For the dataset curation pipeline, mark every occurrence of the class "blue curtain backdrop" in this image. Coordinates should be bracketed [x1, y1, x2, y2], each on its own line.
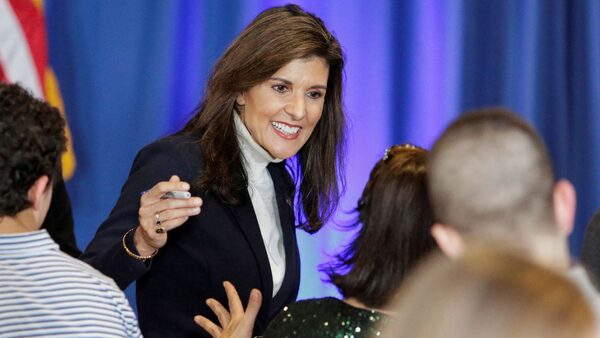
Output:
[45, 0, 600, 303]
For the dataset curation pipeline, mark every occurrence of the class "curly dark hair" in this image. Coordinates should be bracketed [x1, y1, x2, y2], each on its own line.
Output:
[0, 82, 66, 217]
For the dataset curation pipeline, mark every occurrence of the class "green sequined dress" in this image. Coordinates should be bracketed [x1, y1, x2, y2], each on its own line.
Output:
[263, 297, 392, 338]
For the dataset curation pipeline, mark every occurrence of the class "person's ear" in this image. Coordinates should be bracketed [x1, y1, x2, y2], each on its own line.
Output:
[27, 175, 50, 210]
[431, 222, 464, 259]
[235, 92, 246, 106]
[553, 179, 576, 236]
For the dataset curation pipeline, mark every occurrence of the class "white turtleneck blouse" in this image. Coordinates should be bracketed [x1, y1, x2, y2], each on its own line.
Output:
[234, 113, 286, 297]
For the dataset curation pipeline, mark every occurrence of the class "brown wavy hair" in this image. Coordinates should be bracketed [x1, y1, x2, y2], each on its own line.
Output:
[322, 145, 436, 308]
[181, 4, 346, 233]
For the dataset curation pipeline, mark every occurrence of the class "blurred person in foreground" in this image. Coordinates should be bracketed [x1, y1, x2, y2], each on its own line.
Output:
[417, 108, 600, 314]
[195, 144, 437, 337]
[381, 248, 597, 338]
[0, 82, 141, 337]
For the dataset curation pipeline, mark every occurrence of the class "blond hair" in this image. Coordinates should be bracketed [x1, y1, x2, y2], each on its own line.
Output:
[382, 248, 597, 338]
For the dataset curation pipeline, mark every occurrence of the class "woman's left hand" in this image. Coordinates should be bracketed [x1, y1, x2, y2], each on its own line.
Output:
[194, 281, 262, 338]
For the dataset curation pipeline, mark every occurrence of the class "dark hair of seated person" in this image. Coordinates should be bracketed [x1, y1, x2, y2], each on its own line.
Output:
[320, 144, 437, 308]
[0, 82, 66, 217]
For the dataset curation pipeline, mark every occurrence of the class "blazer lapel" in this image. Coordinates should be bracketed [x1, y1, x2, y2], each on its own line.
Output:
[267, 162, 300, 317]
[227, 163, 300, 322]
[227, 192, 273, 323]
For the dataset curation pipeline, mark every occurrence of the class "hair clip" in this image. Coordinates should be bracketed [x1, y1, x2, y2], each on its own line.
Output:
[382, 143, 421, 161]
[383, 147, 393, 161]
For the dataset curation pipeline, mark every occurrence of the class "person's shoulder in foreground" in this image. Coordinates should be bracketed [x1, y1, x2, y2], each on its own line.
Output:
[0, 230, 141, 337]
[0, 82, 141, 337]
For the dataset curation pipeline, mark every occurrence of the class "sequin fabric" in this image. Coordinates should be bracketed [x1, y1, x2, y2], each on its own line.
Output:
[263, 297, 392, 338]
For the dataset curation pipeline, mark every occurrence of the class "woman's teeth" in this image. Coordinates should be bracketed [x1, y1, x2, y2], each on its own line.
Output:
[272, 122, 300, 135]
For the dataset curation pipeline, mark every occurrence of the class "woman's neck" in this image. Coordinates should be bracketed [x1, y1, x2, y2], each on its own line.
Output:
[343, 297, 396, 316]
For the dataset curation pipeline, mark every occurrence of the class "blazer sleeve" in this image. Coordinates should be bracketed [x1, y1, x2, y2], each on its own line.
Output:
[81, 137, 196, 290]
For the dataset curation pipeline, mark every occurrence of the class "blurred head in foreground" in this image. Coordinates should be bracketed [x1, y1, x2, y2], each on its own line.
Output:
[381, 248, 597, 338]
[428, 107, 575, 269]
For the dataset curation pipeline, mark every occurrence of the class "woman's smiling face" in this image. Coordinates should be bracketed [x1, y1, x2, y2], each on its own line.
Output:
[236, 57, 329, 159]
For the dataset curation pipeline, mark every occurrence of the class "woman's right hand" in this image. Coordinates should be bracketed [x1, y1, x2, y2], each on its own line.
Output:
[194, 281, 262, 338]
[134, 175, 203, 256]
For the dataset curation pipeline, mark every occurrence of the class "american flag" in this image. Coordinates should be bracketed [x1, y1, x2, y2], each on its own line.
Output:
[0, 0, 76, 179]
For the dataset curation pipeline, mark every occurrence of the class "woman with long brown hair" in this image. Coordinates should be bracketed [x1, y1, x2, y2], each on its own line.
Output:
[81, 5, 346, 337]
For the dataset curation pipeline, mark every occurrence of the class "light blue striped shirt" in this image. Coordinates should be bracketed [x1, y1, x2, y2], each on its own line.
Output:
[0, 230, 142, 337]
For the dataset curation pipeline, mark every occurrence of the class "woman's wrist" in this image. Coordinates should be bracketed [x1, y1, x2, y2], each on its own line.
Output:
[122, 227, 158, 260]
[134, 226, 158, 257]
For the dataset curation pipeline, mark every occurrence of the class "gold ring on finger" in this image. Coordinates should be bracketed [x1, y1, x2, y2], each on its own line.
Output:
[154, 212, 161, 226]
[155, 226, 166, 234]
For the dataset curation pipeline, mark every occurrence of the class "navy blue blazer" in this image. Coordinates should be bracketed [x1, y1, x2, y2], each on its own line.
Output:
[81, 133, 301, 337]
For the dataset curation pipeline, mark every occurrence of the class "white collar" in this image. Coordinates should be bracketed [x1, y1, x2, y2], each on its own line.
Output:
[234, 112, 283, 176]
